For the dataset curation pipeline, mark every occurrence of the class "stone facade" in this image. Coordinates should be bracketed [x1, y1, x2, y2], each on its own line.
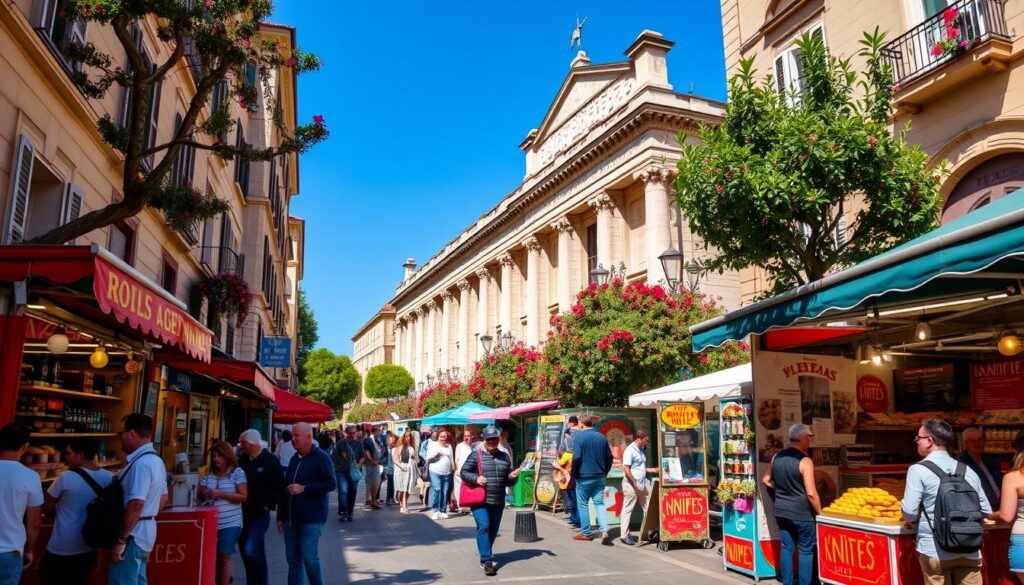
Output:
[351, 304, 396, 402]
[366, 30, 743, 388]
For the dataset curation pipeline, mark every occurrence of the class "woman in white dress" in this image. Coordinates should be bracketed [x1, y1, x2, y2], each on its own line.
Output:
[392, 430, 419, 513]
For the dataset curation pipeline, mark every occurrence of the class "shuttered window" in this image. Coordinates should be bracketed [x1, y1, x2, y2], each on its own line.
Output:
[5, 136, 36, 244]
[773, 25, 825, 105]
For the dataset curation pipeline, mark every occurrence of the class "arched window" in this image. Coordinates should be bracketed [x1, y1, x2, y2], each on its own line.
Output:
[942, 153, 1024, 222]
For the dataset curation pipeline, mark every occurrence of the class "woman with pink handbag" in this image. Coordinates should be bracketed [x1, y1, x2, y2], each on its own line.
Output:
[459, 425, 521, 577]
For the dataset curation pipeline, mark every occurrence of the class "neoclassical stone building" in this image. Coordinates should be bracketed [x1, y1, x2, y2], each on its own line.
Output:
[364, 31, 742, 387]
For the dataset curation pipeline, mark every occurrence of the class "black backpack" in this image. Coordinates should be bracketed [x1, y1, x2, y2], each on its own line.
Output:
[81, 452, 161, 549]
[918, 461, 985, 554]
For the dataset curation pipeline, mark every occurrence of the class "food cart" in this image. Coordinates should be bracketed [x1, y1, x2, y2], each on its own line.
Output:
[689, 190, 1024, 583]
[651, 401, 714, 550]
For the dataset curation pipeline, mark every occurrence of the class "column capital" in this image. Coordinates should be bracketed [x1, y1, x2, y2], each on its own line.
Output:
[457, 279, 472, 291]
[635, 166, 677, 186]
[426, 299, 439, 311]
[475, 267, 492, 281]
[588, 193, 614, 211]
[521, 235, 542, 252]
[550, 217, 573, 233]
[396, 318, 406, 328]
[442, 290, 456, 302]
[498, 253, 515, 267]
[411, 307, 423, 318]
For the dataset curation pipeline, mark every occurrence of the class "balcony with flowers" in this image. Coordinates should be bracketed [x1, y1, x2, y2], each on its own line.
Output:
[881, 0, 1013, 115]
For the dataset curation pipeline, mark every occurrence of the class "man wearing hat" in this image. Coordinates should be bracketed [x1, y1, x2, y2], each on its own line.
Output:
[761, 423, 822, 585]
[459, 425, 520, 576]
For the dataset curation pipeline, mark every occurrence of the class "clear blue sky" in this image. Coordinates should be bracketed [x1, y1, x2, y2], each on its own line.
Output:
[270, 0, 728, 356]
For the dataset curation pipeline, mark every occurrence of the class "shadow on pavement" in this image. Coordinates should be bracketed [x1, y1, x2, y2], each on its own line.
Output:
[497, 547, 557, 567]
[339, 511, 479, 554]
[348, 568, 443, 585]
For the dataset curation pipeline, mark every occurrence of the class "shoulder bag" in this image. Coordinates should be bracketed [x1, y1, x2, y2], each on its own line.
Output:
[459, 450, 487, 508]
[345, 442, 363, 483]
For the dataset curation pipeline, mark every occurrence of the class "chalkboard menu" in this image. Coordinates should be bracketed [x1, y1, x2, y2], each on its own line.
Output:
[894, 365, 957, 412]
[533, 415, 565, 511]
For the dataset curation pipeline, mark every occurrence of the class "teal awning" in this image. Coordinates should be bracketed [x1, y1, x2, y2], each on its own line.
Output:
[421, 401, 494, 426]
[691, 189, 1024, 351]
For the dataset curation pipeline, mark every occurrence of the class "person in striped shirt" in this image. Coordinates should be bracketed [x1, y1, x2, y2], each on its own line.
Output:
[199, 441, 248, 585]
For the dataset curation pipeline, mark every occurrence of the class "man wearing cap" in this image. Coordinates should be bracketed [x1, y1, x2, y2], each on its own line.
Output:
[459, 426, 520, 577]
[761, 423, 822, 585]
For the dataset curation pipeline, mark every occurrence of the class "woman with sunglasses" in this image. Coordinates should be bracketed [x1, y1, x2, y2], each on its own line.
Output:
[460, 425, 520, 576]
[198, 441, 248, 585]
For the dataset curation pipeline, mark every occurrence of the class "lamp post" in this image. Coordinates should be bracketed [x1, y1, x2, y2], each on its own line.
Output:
[426, 374, 434, 387]
[685, 259, 703, 292]
[589, 264, 610, 286]
[417, 381, 424, 393]
[451, 365, 460, 380]
[480, 333, 493, 356]
[500, 331, 515, 351]
[659, 247, 684, 293]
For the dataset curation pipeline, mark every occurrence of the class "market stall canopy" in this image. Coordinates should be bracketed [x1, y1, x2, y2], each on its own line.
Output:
[628, 363, 751, 407]
[272, 388, 332, 423]
[422, 401, 494, 426]
[158, 354, 278, 401]
[691, 189, 1024, 351]
[468, 399, 560, 421]
[0, 245, 213, 362]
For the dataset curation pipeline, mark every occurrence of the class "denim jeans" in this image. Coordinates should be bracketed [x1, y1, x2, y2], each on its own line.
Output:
[777, 517, 816, 585]
[562, 486, 579, 526]
[336, 471, 357, 516]
[0, 552, 22, 585]
[283, 523, 324, 585]
[240, 511, 271, 585]
[575, 477, 608, 537]
[471, 504, 505, 563]
[385, 472, 394, 501]
[430, 471, 451, 513]
[107, 539, 149, 585]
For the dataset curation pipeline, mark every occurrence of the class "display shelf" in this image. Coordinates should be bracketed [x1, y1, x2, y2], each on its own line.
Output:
[19, 384, 121, 402]
[37, 459, 124, 484]
[15, 412, 63, 419]
[30, 432, 116, 438]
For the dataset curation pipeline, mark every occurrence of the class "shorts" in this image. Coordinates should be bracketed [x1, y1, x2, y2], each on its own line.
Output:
[217, 526, 242, 555]
[1011, 534, 1024, 573]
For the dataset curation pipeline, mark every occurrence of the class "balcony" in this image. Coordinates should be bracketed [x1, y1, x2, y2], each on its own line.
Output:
[199, 246, 243, 276]
[882, 0, 1013, 115]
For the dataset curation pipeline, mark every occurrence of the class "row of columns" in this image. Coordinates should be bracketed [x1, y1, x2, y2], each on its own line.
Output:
[394, 167, 676, 386]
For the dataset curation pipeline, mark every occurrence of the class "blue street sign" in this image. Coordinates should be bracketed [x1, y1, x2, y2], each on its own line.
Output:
[260, 337, 292, 368]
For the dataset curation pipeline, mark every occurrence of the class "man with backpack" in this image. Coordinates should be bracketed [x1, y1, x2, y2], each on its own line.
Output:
[108, 414, 167, 585]
[902, 418, 991, 585]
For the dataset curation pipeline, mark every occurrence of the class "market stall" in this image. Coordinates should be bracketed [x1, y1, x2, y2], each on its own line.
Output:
[650, 401, 714, 550]
[689, 190, 1024, 583]
[271, 386, 332, 424]
[421, 401, 494, 427]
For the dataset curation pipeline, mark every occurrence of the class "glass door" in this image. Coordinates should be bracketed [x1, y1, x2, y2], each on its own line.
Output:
[187, 395, 212, 470]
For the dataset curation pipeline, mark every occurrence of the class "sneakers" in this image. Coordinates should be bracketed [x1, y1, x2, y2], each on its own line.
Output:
[441, 512, 450, 519]
[621, 535, 637, 546]
[431, 512, 440, 520]
[482, 561, 497, 576]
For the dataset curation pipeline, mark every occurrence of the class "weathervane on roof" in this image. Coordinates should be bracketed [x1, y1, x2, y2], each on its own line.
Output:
[570, 14, 587, 51]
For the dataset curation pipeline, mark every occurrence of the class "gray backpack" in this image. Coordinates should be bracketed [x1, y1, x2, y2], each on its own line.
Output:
[918, 461, 985, 554]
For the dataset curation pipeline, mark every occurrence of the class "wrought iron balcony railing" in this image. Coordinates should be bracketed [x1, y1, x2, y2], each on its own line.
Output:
[881, 0, 1009, 88]
[199, 246, 242, 275]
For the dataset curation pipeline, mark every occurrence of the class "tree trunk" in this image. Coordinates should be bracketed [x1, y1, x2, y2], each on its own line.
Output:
[27, 197, 145, 245]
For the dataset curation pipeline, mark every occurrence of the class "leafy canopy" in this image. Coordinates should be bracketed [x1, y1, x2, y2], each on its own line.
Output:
[674, 29, 941, 296]
[299, 348, 360, 413]
[364, 364, 414, 401]
[32, 0, 327, 244]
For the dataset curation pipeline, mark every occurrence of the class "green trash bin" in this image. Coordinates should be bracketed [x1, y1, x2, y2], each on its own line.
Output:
[513, 469, 535, 507]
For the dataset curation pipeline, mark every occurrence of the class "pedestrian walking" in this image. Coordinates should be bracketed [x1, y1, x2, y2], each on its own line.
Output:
[426, 430, 455, 520]
[418, 431, 436, 506]
[277, 422, 336, 585]
[392, 430, 419, 513]
[556, 416, 579, 530]
[199, 441, 248, 585]
[41, 438, 113, 585]
[460, 425, 520, 576]
[454, 429, 475, 509]
[334, 426, 364, 521]
[619, 429, 651, 545]
[571, 415, 613, 545]
[275, 430, 297, 470]
[109, 413, 167, 585]
[902, 418, 990, 585]
[988, 430, 1024, 581]
[362, 427, 383, 510]
[383, 433, 397, 505]
[238, 430, 282, 585]
[0, 423, 42, 585]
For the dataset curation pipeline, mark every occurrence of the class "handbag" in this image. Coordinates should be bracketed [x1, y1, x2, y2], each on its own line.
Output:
[345, 442, 363, 483]
[458, 451, 486, 508]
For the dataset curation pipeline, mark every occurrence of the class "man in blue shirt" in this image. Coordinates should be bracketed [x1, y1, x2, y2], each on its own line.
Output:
[570, 415, 613, 545]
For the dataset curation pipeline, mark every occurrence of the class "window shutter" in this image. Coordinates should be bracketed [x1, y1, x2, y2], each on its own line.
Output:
[148, 74, 162, 150]
[60, 183, 84, 244]
[834, 200, 847, 248]
[119, 25, 142, 128]
[6, 135, 36, 244]
[774, 54, 787, 94]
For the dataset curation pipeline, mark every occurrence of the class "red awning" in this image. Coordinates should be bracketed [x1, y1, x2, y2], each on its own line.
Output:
[0, 245, 213, 362]
[158, 355, 279, 402]
[468, 400, 560, 421]
[273, 388, 332, 423]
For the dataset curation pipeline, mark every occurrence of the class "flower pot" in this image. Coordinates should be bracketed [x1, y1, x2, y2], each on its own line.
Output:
[733, 496, 753, 513]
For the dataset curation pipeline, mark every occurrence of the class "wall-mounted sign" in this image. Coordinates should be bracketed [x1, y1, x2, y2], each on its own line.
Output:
[661, 404, 701, 429]
[260, 337, 292, 368]
[856, 375, 889, 413]
[971, 357, 1024, 410]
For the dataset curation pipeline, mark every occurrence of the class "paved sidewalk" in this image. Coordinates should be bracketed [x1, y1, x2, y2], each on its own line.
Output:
[234, 483, 749, 584]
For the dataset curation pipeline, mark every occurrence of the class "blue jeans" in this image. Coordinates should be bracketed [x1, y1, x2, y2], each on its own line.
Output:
[777, 517, 816, 585]
[471, 504, 505, 563]
[240, 511, 271, 585]
[107, 539, 148, 585]
[562, 486, 579, 526]
[0, 552, 22, 585]
[283, 523, 324, 585]
[576, 477, 608, 537]
[336, 471, 357, 516]
[430, 471, 451, 513]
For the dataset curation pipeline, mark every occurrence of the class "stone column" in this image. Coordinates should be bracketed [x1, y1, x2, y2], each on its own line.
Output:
[476, 267, 491, 346]
[457, 279, 471, 376]
[589, 193, 615, 271]
[403, 316, 414, 373]
[440, 291, 454, 371]
[393, 321, 403, 370]
[638, 167, 677, 285]
[412, 307, 424, 384]
[498, 254, 514, 337]
[522, 236, 543, 346]
[551, 218, 574, 312]
[425, 300, 437, 379]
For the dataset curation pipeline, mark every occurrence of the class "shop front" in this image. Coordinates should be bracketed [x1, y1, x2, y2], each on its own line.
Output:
[689, 190, 1024, 583]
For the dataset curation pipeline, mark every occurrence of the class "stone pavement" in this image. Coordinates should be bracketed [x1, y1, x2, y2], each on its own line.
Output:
[234, 483, 751, 584]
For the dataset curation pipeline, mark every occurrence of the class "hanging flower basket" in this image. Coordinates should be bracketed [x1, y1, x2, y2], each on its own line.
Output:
[150, 185, 230, 237]
[197, 272, 252, 327]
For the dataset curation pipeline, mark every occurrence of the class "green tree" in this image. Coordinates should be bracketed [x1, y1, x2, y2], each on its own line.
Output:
[299, 348, 360, 413]
[296, 290, 319, 383]
[364, 364, 414, 401]
[674, 30, 942, 296]
[29, 0, 327, 244]
[467, 343, 557, 407]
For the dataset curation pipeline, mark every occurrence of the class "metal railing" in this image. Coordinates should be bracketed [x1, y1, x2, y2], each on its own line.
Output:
[198, 246, 242, 275]
[881, 0, 1009, 88]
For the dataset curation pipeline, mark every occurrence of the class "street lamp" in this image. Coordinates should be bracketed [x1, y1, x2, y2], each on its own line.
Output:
[500, 331, 515, 351]
[417, 381, 424, 393]
[590, 264, 610, 285]
[480, 333, 493, 355]
[426, 374, 434, 387]
[659, 247, 684, 292]
[451, 365, 461, 380]
[685, 259, 703, 292]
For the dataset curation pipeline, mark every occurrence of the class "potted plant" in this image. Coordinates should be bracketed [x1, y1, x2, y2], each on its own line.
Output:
[196, 272, 252, 327]
[715, 480, 738, 507]
[733, 480, 757, 513]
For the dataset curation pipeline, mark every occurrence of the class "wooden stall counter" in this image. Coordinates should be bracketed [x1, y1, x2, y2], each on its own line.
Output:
[21, 506, 217, 585]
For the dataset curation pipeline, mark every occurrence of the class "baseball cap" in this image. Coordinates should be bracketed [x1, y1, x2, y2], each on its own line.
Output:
[482, 425, 501, 439]
[788, 423, 814, 441]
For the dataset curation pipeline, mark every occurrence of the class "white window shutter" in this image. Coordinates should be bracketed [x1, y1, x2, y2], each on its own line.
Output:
[60, 183, 84, 245]
[6, 135, 36, 244]
[834, 200, 847, 248]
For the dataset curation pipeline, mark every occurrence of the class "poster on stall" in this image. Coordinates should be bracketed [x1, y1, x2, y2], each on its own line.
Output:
[533, 415, 565, 511]
[971, 357, 1024, 410]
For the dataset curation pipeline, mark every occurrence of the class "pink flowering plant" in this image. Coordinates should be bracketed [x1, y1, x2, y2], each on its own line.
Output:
[468, 342, 558, 407]
[196, 272, 252, 327]
[149, 185, 230, 235]
[931, 7, 976, 58]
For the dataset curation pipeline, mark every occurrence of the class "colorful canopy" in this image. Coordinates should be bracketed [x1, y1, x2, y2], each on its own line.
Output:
[691, 189, 1024, 351]
[272, 388, 332, 423]
[468, 399, 560, 421]
[421, 401, 494, 426]
[628, 364, 751, 407]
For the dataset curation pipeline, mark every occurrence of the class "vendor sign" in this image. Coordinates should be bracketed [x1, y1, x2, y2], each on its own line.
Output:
[971, 357, 1024, 410]
[817, 522, 891, 585]
[660, 486, 709, 541]
[661, 404, 701, 429]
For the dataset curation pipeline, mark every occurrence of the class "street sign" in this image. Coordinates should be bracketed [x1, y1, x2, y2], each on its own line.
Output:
[260, 337, 291, 368]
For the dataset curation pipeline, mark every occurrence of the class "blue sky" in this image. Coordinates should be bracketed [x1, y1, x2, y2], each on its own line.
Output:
[270, 0, 728, 355]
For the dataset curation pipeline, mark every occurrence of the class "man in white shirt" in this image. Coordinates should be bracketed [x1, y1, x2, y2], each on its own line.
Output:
[42, 437, 113, 585]
[619, 429, 650, 545]
[275, 430, 297, 471]
[108, 414, 167, 585]
[0, 423, 42, 585]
